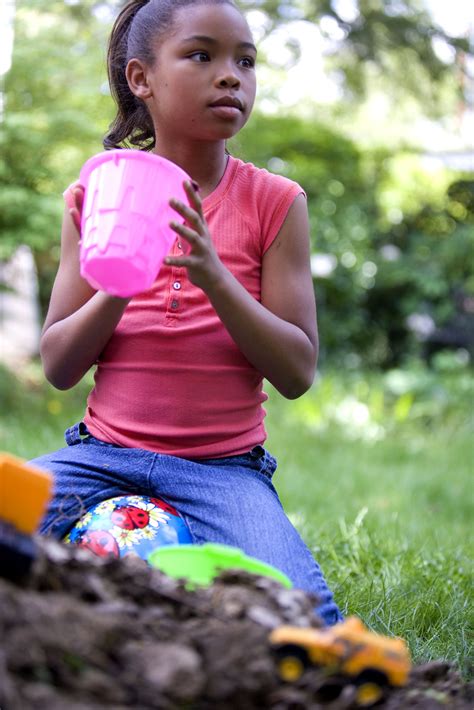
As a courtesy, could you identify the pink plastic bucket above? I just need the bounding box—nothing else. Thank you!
[79,150,190,297]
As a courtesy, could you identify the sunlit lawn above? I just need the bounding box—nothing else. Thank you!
[265,366,473,676]
[1,361,472,675]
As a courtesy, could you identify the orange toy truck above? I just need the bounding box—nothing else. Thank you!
[269,616,411,706]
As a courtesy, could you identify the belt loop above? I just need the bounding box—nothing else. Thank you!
[250,445,265,459]
[64,421,89,446]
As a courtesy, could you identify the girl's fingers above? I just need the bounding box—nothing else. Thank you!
[165,255,194,267]
[69,208,81,234]
[171,178,204,223]
[170,198,201,230]
[183,180,202,214]
[170,221,198,244]
[73,185,85,212]
[69,185,85,234]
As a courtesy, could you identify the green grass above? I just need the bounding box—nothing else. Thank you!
[1,360,472,675]
[265,366,473,676]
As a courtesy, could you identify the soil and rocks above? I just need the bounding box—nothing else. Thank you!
[0,538,472,710]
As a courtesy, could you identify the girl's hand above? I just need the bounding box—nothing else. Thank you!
[68,184,85,235]
[165,181,225,291]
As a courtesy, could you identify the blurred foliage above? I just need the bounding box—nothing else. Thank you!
[233,115,474,366]
[279,359,474,447]
[0,0,113,305]
[1,0,473,367]
[367,180,474,366]
[240,0,469,108]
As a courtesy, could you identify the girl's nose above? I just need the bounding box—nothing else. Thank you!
[216,69,240,89]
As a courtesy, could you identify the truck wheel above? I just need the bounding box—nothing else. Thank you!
[273,644,309,682]
[354,669,388,707]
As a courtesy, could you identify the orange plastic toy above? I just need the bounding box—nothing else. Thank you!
[0,453,52,534]
[270,616,411,706]
[0,453,53,581]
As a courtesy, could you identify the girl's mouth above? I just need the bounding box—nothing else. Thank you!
[209,95,243,110]
[209,96,243,120]
[209,105,242,119]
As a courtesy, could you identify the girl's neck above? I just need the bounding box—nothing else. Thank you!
[153,139,229,199]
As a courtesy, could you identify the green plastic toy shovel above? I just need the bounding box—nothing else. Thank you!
[148,542,292,588]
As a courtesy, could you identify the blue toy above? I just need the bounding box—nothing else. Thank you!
[64,495,192,560]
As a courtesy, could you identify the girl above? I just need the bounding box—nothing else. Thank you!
[32,0,342,625]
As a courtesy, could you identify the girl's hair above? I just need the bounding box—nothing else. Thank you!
[104,0,238,151]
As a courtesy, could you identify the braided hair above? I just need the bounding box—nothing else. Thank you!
[104,0,238,151]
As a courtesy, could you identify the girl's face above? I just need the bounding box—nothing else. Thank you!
[139,3,257,143]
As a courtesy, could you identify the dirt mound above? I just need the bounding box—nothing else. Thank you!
[0,538,472,709]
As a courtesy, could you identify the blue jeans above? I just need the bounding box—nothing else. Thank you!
[31,422,342,625]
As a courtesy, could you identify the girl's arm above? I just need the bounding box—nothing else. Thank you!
[167,185,317,400]
[40,189,130,390]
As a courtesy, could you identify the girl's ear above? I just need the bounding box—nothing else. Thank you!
[126,58,152,99]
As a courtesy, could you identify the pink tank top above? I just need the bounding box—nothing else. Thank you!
[70,157,304,458]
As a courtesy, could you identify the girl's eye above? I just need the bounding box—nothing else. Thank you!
[239,56,256,69]
[189,51,210,62]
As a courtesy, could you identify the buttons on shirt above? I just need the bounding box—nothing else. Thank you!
[177,242,183,250]
[167,273,183,318]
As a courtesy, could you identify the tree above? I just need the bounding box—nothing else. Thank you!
[0,0,113,302]
[239,0,470,108]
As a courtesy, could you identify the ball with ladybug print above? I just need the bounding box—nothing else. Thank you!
[64,495,192,560]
